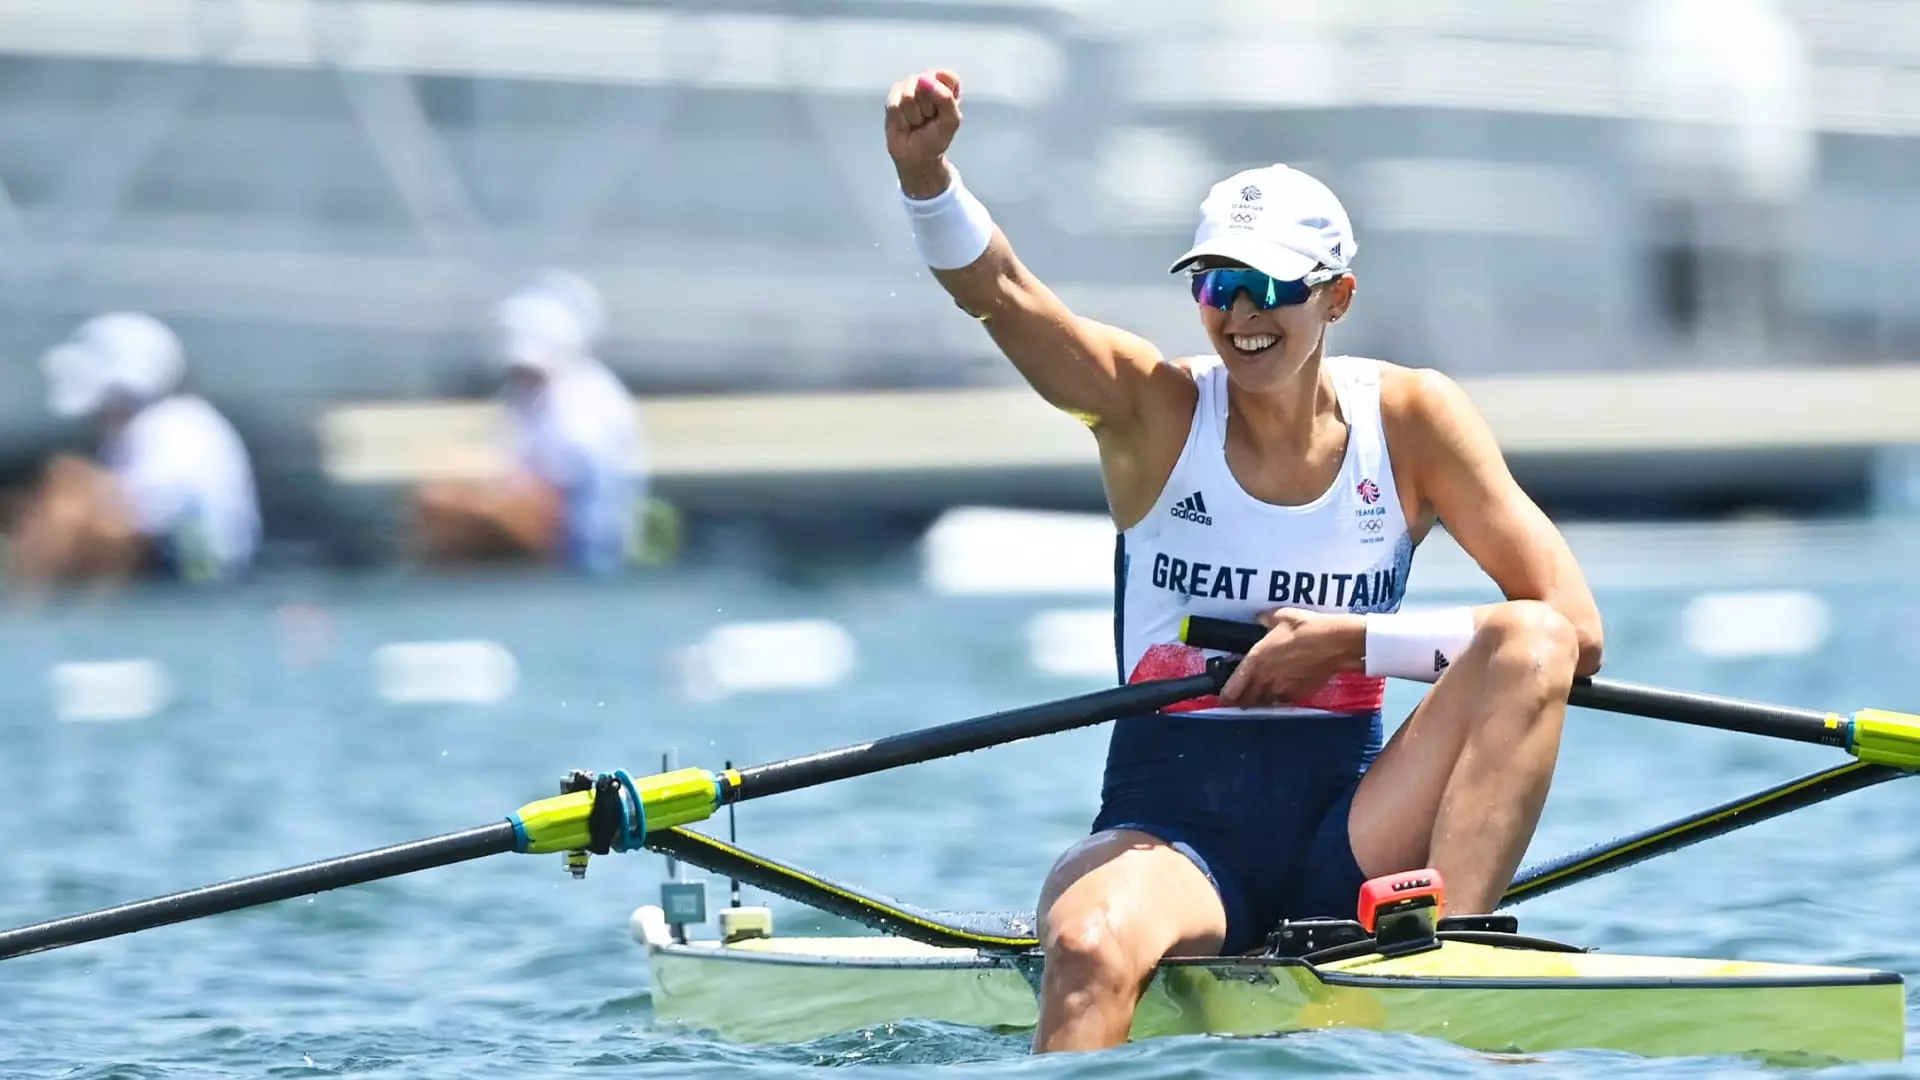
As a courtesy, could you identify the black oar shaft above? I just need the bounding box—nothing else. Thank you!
[1567,679,1843,747]
[1180,616,1850,751]
[0,823,517,962]
[732,670,1225,801]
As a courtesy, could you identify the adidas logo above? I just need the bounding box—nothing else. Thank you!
[1433,650,1450,674]
[1170,491,1212,526]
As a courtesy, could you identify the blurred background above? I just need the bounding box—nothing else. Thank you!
[3,2,1920,1074]
[2,0,1918,568]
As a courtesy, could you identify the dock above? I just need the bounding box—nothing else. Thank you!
[316,365,1920,525]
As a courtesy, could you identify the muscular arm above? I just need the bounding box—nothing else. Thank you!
[922,220,1168,432]
[1387,368,1604,676]
[887,70,1190,523]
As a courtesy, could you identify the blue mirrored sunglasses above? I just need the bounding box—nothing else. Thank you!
[1188,266,1339,311]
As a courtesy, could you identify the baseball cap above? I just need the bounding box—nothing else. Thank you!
[527,268,605,347]
[41,311,185,418]
[1168,164,1356,283]
[490,291,588,376]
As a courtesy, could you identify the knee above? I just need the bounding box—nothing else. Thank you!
[1040,909,1142,996]
[1473,602,1579,697]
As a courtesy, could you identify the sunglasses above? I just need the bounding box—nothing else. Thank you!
[1188,266,1341,311]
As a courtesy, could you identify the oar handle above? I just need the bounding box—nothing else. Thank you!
[1179,616,1266,654]
[1178,615,1897,757]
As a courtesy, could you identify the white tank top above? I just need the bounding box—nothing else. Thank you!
[1115,355,1416,718]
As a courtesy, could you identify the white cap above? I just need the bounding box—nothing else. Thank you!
[40,311,185,418]
[1168,164,1356,282]
[490,291,589,376]
[528,268,606,347]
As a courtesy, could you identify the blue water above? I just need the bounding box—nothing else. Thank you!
[1,519,1918,1078]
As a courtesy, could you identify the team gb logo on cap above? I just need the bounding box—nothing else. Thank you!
[1225,185,1265,231]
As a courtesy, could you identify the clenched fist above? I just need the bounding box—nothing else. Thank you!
[885,69,963,199]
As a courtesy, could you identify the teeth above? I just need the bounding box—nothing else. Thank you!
[1232,335,1277,352]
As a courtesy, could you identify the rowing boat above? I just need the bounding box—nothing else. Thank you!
[629,833,1906,1062]
[636,913,1902,1060]
[1,617,1913,1063]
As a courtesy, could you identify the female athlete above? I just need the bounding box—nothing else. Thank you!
[884,69,1604,1052]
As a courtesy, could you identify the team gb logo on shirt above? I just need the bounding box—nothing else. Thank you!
[1356,478,1381,504]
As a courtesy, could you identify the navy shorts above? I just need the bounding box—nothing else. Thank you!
[1090,710,1383,955]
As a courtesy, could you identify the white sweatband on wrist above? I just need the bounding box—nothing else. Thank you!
[1364,607,1477,682]
[901,164,994,270]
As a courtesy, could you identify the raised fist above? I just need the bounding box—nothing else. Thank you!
[885,69,963,199]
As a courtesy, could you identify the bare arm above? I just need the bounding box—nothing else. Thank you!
[887,70,1167,432]
[936,233,1167,429]
[1389,368,1604,675]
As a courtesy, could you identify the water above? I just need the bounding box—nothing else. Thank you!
[1,519,1918,1078]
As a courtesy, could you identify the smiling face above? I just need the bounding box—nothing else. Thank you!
[1193,259,1355,394]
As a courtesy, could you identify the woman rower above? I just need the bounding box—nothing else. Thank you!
[883,69,1604,1053]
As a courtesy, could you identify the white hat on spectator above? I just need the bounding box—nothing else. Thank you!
[41,311,185,418]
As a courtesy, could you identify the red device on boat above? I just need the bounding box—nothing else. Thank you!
[1356,869,1446,956]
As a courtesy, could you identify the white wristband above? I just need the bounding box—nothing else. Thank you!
[1364,607,1476,682]
[901,163,994,270]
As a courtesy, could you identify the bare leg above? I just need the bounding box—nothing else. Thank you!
[1032,829,1226,1053]
[1346,601,1579,912]
[5,456,148,590]
[409,479,561,566]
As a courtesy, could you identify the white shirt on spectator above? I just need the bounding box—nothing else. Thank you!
[508,359,642,574]
[101,395,261,580]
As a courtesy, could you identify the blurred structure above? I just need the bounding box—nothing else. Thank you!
[1626,0,1814,352]
[2,0,1918,550]
[5,311,260,589]
[408,269,645,574]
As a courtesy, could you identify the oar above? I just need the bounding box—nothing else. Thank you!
[1178,616,1920,768]
[1504,760,1904,904]
[0,666,1229,962]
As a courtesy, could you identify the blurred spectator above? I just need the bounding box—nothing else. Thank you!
[409,271,644,575]
[6,312,261,589]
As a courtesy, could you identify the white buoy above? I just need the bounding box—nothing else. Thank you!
[1681,591,1830,658]
[921,506,1114,596]
[51,660,173,722]
[372,640,519,704]
[676,619,857,702]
